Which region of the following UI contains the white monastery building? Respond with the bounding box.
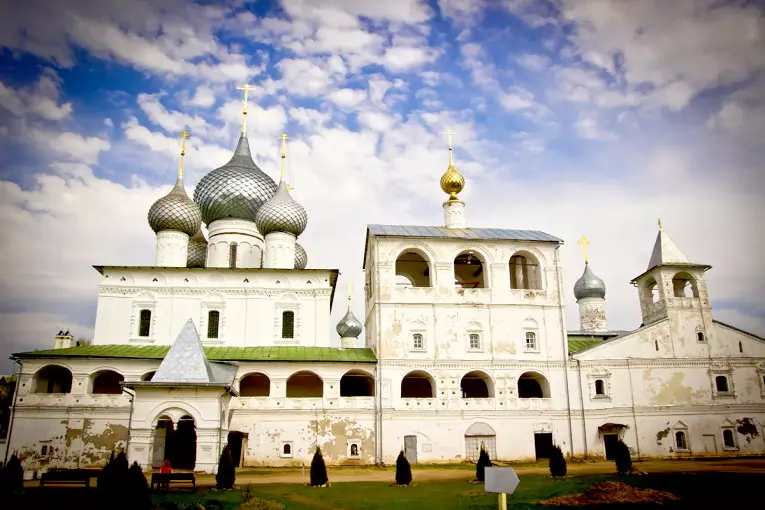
[4,96,765,475]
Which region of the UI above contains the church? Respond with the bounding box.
[4,91,765,476]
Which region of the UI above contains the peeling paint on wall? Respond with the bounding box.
[736,418,759,443]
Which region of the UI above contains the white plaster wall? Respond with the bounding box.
[92,268,334,347]
[155,230,189,267]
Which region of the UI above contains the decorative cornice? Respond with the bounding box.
[101,287,331,298]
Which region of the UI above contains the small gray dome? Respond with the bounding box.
[336,309,363,338]
[255,180,308,237]
[187,229,207,268]
[574,261,606,300]
[193,134,278,224]
[295,242,307,269]
[148,177,202,237]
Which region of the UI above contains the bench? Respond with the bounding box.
[150,473,196,491]
[40,469,99,487]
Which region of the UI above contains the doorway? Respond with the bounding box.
[228,431,248,468]
[534,433,553,459]
[603,434,619,460]
[153,415,197,470]
[404,435,418,464]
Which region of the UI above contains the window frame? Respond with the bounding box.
[710,367,735,399]
[721,427,738,450]
[468,332,482,352]
[207,310,221,339]
[280,442,293,458]
[281,310,296,339]
[674,430,689,452]
[524,331,538,352]
[138,309,152,338]
[347,440,361,458]
[412,333,425,351]
[595,379,605,396]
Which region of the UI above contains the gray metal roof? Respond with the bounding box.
[367,224,563,243]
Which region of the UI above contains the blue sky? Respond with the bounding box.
[0,0,764,369]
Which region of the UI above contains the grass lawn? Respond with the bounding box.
[12,471,764,509]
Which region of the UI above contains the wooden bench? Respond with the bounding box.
[150,473,196,491]
[40,469,99,487]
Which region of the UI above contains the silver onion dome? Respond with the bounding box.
[193,134,278,224]
[187,229,207,268]
[295,242,308,269]
[255,180,308,237]
[336,309,363,338]
[148,177,202,237]
[574,261,607,300]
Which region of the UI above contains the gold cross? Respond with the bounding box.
[236,84,257,133]
[577,236,590,261]
[279,133,289,181]
[444,129,455,149]
[658,218,663,232]
[287,184,295,191]
[347,281,352,309]
[177,129,192,178]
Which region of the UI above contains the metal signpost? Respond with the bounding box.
[484,467,520,509]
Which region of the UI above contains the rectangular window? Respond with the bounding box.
[525,331,537,351]
[722,429,736,449]
[139,309,152,337]
[412,333,424,350]
[715,376,729,393]
[675,431,688,450]
[595,379,605,396]
[207,310,220,339]
[469,333,481,350]
[282,311,295,339]
[229,243,238,269]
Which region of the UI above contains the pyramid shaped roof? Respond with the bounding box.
[153,319,214,383]
[647,229,690,269]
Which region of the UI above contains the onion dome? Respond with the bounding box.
[255,180,308,236]
[193,134,278,224]
[440,137,465,201]
[187,229,207,268]
[148,176,202,236]
[574,261,606,300]
[295,242,308,269]
[336,309,363,338]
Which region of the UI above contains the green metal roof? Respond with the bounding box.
[568,339,603,354]
[13,345,376,363]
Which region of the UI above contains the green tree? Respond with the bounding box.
[395,450,412,486]
[548,444,567,477]
[476,445,492,482]
[216,444,236,490]
[309,446,328,486]
[126,461,150,509]
[0,454,24,495]
[614,440,633,475]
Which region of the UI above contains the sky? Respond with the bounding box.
[0,0,764,371]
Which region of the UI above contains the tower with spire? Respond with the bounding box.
[440,130,466,228]
[147,129,203,267]
[573,236,608,332]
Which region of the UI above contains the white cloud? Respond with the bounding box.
[28,128,110,165]
[0,69,72,120]
[438,0,486,29]
[327,88,367,110]
[138,93,209,134]
[574,111,618,141]
[382,45,439,73]
[189,86,217,108]
[276,58,336,97]
[516,53,550,71]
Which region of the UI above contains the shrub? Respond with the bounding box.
[549,444,567,478]
[395,450,412,486]
[476,446,492,482]
[309,446,328,486]
[0,454,24,494]
[240,497,285,510]
[614,440,633,475]
[97,450,130,508]
[126,461,150,510]
[216,444,236,490]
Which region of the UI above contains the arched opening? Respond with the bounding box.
[723,429,736,448]
[460,371,493,398]
[240,373,271,397]
[715,375,729,393]
[672,272,699,298]
[141,371,156,382]
[675,430,688,450]
[207,310,220,339]
[595,379,605,396]
[454,251,485,289]
[91,370,124,394]
[518,372,550,398]
[395,250,431,288]
[153,415,197,470]
[286,371,323,398]
[465,422,497,461]
[509,252,541,289]
[697,331,705,342]
[139,309,152,337]
[401,370,435,398]
[33,365,73,394]
[340,370,375,397]
[644,277,659,304]
[396,274,415,288]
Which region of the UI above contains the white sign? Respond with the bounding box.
[485,467,520,494]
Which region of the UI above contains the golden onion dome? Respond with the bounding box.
[440,162,465,200]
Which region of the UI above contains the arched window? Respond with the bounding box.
[645,277,659,304]
[141,371,155,382]
[595,379,605,396]
[461,371,493,398]
[509,252,541,289]
[33,365,73,394]
[282,311,295,339]
[722,429,736,449]
[282,443,292,456]
[675,431,687,450]
[395,250,431,288]
[139,309,152,337]
[229,242,238,269]
[401,370,435,398]
[340,370,375,397]
[91,370,124,394]
[240,373,271,397]
[715,375,729,393]
[286,371,323,398]
[518,372,550,399]
[454,251,485,289]
[207,310,220,339]
[697,331,705,342]
[672,272,699,298]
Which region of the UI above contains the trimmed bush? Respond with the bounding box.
[309,446,328,486]
[549,444,567,478]
[97,450,130,508]
[476,446,492,482]
[614,440,633,475]
[0,454,24,494]
[395,450,412,486]
[126,461,150,510]
[216,444,236,490]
